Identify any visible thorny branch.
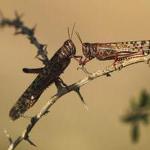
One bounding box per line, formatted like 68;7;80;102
0;11;49;64
5;55;150;150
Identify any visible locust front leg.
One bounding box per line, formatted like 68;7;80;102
54;77;69;93
73;55;93;66
73;55;83;65
23;67;44;74
73;55;93;76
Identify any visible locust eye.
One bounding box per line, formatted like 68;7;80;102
82;43;90;56
82;43;88;49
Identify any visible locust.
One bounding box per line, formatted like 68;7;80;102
75;32;150;66
9;26;77;120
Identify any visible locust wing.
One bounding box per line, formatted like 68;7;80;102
9;72;54;120
102;40;150;53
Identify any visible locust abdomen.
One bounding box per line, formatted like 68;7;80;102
9;73;54;120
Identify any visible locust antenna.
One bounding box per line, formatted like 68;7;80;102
70;23;76;39
75;31;83;44
67;27;71;39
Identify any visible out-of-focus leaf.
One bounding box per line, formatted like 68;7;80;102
122;113;146;123
147;94;150;107
122;90;150;143
130;98;138;110
131;124;139;142
142;114;149;125
139;90;150;107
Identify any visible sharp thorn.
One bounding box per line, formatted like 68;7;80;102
32;24;36;31
25;137;37;147
14;10;24;19
74;87;88;110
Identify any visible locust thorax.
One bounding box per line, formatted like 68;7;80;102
63;39;76;58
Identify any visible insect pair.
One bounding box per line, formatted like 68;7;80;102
9;22;150;121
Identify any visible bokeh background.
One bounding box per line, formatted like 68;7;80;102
0;0;150;149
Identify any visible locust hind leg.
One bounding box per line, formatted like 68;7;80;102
112;51;133;67
112;51;142;70
23;67;44;74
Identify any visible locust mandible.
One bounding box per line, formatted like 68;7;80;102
9;25;77;120
75;32;150;66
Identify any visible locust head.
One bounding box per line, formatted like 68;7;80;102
82;43;93;59
61;24;76;58
75;32;93;60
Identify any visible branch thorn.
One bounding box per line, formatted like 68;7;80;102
74;87;88;110
25;136;37;147
14;11;24;19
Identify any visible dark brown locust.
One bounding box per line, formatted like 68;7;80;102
9;26;76;120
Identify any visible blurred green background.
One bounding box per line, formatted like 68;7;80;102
0;0;150;149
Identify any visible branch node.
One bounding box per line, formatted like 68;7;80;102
42;110;50;117
31;116;37;124
106;72;111;77
55;78;69;94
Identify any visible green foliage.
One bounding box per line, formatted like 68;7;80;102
122;90;150;142
139;90;150;108
131;124;139;142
